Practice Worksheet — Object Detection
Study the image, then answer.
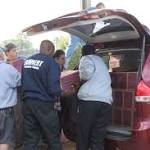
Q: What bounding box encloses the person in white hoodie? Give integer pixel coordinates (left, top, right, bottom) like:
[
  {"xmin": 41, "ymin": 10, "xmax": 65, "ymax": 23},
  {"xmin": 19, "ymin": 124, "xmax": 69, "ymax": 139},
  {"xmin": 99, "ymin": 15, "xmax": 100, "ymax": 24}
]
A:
[{"xmin": 77, "ymin": 45, "xmax": 113, "ymax": 150}]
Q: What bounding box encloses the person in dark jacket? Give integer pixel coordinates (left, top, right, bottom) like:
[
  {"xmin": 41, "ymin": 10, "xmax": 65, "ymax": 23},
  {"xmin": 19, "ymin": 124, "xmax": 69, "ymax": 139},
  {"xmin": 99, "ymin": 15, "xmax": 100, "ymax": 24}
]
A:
[{"xmin": 22, "ymin": 40, "xmax": 62, "ymax": 150}]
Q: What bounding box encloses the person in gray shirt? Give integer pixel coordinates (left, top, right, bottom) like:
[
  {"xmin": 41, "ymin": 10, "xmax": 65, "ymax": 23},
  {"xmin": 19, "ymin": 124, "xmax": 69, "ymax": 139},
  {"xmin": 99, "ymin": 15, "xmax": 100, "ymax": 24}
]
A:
[
  {"xmin": 0, "ymin": 47, "xmax": 21, "ymax": 150},
  {"xmin": 77, "ymin": 45, "xmax": 112, "ymax": 150}
]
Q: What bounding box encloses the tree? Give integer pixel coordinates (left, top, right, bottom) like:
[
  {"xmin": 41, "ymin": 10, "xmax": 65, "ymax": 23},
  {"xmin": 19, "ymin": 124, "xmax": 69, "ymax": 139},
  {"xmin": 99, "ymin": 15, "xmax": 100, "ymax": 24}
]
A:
[
  {"xmin": 53, "ymin": 36, "xmax": 69, "ymax": 50},
  {"xmin": 68, "ymin": 45, "xmax": 81, "ymax": 70},
  {"xmin": 1, "ymin": 33, "xmax": 37, "ymax": 57}
]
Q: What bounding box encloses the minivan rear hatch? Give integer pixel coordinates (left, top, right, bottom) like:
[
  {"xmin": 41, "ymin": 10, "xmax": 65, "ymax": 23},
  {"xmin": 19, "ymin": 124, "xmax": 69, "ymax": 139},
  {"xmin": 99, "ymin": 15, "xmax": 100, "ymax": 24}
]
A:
[{"xmin": 23, "ymin": 9, "xmax": 148, "ymax": 44}]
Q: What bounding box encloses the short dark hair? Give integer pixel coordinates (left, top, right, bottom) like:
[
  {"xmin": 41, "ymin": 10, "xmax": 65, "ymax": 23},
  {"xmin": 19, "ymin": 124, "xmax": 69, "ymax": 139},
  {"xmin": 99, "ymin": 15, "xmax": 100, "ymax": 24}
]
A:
[
  {"xmin": 5, "ymin": 43, "xmax": 16, "ymax": 52},
  {"xmin": 96, "ymin": 2, "xmax": 105, "ymax": 9},
  {"xmin": 53, "ymin": 49, "xmax": 65, "ymax": 59},
  {"xmin": 81, "ymin": 45, "xmax": 95, "ymax": 56},
  {"xmin": 40, "ymin": 40, "xmax": 54, "ymax": 51}
]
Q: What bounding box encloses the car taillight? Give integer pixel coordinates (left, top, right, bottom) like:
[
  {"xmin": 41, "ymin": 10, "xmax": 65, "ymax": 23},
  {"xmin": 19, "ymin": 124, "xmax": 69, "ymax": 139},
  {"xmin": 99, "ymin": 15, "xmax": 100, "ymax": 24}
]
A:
[{"xmin": 136, "ymin": 80, "xmax": 150, "ymax": 102}]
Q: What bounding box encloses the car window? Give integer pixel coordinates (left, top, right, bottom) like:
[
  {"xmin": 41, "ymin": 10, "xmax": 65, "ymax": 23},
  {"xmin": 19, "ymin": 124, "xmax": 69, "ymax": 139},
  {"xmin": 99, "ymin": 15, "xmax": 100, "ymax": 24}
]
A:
[
  {"xmin": 97, "ymin": 50, "xmax": 141, "ymax": 72},
  {"xmin": 69, "ymin": 18, "xmax": 135, "ymax": 37},
  {"xmin": 92, "ymin": 18, "xmax": 134, "ymax": 37},
  {"xmin": 66, "ymin": 17, "xmax": 139, "ymax": 43}
]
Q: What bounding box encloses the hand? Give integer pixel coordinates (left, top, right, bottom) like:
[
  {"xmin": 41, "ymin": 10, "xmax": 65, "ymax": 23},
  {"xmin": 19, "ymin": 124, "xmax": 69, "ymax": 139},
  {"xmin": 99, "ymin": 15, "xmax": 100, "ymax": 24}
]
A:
[{"xmin": 54, "ymin": 97, "xmax": 61, "ymax": 111}]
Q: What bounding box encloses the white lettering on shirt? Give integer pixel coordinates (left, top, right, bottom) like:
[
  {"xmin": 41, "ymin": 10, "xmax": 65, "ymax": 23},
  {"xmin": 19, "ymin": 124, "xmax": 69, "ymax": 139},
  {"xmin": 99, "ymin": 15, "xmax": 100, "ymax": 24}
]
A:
[{"xmin": 24, "ymin": 59, "xmax": 44, "ymax": 70}]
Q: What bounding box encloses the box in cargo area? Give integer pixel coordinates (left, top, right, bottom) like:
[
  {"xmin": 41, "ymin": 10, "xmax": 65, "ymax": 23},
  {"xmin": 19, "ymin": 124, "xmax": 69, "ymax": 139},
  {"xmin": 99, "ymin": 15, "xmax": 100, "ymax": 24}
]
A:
[{"xmin": 61, "ymin": 70, "xmax": 80, "ymax": 96}]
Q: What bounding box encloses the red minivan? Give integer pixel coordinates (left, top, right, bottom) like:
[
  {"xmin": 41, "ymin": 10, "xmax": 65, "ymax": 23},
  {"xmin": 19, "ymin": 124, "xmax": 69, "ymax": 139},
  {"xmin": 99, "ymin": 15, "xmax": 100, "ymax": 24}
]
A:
[{"xmin": 23, "ymin": 9, "xmax": 150, "ymax": 150}]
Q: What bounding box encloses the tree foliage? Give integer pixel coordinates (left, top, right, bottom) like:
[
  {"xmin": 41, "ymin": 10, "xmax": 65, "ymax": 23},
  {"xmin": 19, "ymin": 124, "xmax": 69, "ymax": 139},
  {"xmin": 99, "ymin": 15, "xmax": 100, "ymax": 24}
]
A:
[
  {"xmin": 1, "ymin": 33, "xmax": 37, "ymax": 57},
  {"xmin": 68, "ymin": 45, "xmax": 81, "ymax": 70},
  {"xmin": 1, "ymin": 34, "xmax": 82, "ymax": 69},
  {"xmin": 53, "ymin": 36, "xmax": 69, "ymax": 50}
]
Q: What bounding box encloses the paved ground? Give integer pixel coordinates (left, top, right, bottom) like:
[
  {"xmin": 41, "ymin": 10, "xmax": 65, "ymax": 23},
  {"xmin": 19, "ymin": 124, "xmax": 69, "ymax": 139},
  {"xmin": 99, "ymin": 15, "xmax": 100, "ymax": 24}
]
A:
[
  {"xmin": 15, "ymin": 142, "xmax": 75, "ymax": 150},
  {"xmin": 63, "ymin": 142, "xmax": 75, "ymax": 150}
]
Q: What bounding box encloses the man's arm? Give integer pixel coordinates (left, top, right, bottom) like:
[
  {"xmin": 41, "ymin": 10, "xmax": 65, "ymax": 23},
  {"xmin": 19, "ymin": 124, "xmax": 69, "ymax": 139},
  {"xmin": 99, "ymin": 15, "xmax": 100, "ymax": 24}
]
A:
[
  {"xmin": 79, "ymin": 56, "xmax": 95, "ymax": 81},
  {"xmin": 47, "ymin": 60, "xmax": 61, "ymax": 97}
]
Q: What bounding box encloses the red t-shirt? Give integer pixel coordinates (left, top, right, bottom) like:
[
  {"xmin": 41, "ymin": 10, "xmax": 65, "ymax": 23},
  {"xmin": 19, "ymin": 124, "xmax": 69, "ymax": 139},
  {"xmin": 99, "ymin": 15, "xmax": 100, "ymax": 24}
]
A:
[{"xmin": 11, "ymin": 59, "xmax": 24, "ymax": 72}]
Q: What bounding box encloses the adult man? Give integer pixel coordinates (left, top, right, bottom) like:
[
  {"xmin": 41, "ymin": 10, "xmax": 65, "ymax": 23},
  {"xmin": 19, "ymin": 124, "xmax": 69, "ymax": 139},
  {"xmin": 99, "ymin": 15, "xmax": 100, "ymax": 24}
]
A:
[
  {"xmin": 5, "ymin": 43, "xmax": 24, "ymax": 148},
  {"xmin": 65, "ymin": 2, "xmax": 105, "ymax": 68},
  {"xmin": 22, "ymin": 40, "xmax": 62, "ymax": 150},
  {"xmin": 77, "ymin": 45, "xmax": 112, "ymax": 150},
  {"xmin": 0, "ymin": 47, "xmax": 21, "ymax": 150}
]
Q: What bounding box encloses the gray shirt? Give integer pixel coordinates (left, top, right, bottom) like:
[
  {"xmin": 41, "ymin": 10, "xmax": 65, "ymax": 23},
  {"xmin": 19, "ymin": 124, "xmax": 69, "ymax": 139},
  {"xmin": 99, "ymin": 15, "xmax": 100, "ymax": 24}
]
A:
[
  {"xmin": 0, "ymin": 60, "xmax": 21, "ymax": 109},
  {"xmin": 78, "ymin": 55, "xmax": 112, "ymax": 104}
]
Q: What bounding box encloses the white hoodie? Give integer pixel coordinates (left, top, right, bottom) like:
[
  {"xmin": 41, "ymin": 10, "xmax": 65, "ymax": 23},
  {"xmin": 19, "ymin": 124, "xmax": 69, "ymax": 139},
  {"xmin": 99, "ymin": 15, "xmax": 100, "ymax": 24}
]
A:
[{"xmin": 77, "ymin": 55, "xmax": 113, "ymax": 104}]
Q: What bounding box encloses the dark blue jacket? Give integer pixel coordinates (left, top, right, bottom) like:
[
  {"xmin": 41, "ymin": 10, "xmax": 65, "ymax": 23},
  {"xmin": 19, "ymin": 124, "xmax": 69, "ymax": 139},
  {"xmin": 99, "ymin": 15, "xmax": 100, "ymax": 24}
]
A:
[{"xmin": 22, "ymin": 53, "xmax": 61, "ymax": 102}]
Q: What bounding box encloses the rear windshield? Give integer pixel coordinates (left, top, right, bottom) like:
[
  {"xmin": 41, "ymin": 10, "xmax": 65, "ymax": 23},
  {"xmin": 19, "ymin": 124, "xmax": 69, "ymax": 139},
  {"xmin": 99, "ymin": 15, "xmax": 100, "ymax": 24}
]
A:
[
  {"xmin": 72, "ymin": 18, "xmax": 135, "ymax": 37},
  {"xmin": 97, "ymin": 49, "xmax": 141, "ymax": 72}
]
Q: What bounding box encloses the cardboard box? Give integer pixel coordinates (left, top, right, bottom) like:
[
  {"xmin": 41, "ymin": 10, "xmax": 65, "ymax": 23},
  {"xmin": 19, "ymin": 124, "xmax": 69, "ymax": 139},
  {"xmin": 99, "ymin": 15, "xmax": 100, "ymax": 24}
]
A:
[{"xmin": 61, "ymin": 70, "xmax": 80, "ymax": 96}]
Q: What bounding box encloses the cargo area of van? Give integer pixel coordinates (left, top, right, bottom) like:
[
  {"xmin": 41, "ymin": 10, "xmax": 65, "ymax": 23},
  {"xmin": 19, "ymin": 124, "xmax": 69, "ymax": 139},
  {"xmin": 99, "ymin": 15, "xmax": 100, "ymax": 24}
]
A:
[
  {"xmin": 60, "ymin": 41, "xmax": 142, "ymax": 142},
  {"xmin": 98, "ymin": 46, "xmax": 140, "ymax": 141}
]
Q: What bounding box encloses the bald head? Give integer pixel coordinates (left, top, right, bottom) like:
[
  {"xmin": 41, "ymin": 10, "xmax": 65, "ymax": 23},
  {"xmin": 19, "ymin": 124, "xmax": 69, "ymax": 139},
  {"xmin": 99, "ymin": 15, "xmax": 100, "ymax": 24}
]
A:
[
  {"xmin": 0, "ymin": 48, "xmax": 4, "ymax": 60},
  {"xmin": 40, "ymin": 40, "xmax": 55, "ymax": 57}
]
